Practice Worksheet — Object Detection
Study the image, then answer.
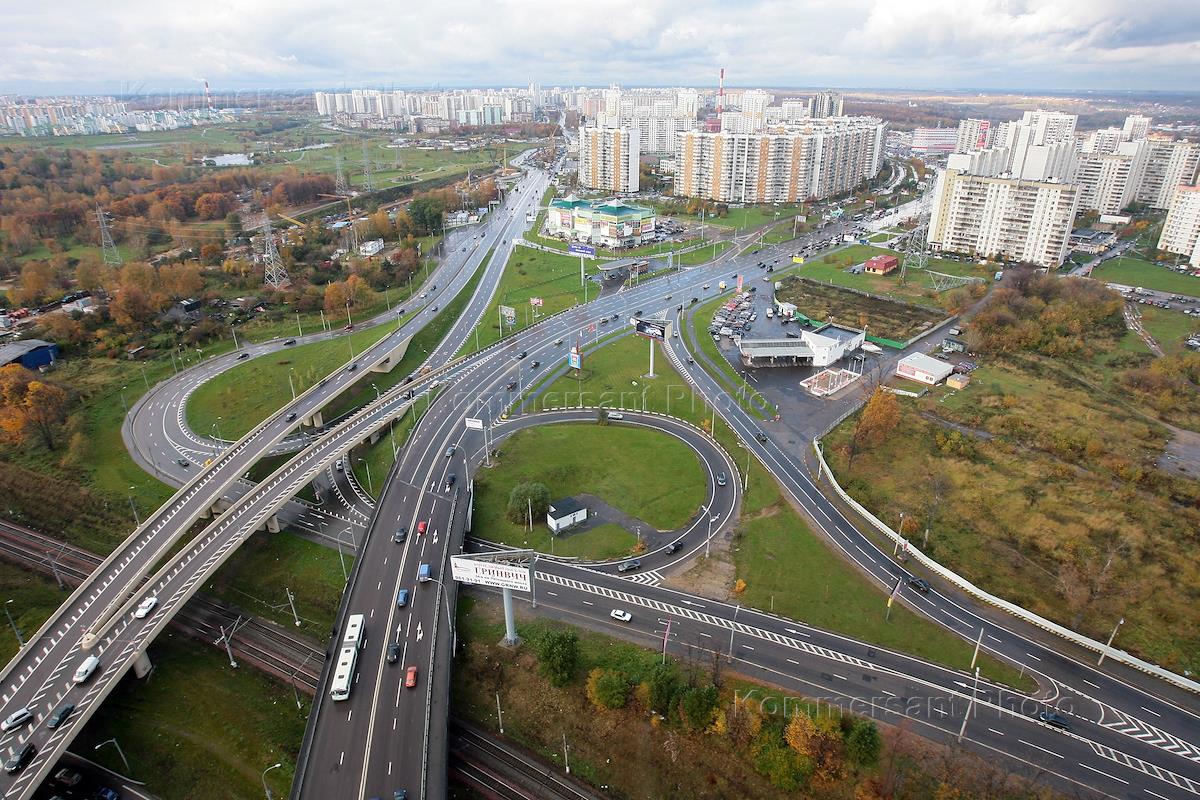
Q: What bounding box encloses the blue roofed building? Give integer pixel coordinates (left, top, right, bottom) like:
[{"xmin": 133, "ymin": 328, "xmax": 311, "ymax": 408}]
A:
[
  {"xmin": 545, "ymin": 195, "xmax": 656, "ymax": 249},
  {"xmin": 0, "ymin": 339, "xmax": 59, "ymax": 371}
]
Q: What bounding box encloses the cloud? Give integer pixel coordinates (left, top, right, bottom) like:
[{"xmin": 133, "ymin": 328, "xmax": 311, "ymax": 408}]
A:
[{"xmin": 1, "ymin": 0, "xmax": 1198, "ymax": 92}]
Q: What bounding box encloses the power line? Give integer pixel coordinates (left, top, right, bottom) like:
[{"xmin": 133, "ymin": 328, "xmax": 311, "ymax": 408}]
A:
[
  {"xmin": 360, "ymin": 139, "xmax": 374, "ymax": 193},
  {"xmin": 334, "ymin": 150, "xmax": 349, "ymax": 197}
]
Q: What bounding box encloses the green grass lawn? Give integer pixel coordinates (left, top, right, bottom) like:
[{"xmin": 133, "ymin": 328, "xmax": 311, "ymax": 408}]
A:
[
  {"xmin": 204, "ymin": 530, "xmax": 350, "ymax": 632},
  {"xmin": 650, "ymin": 202, "xmax": 806, "ymax": 230},
  {"xmin": 1092, "ymin": 256, "xmax": 1200, "ymax": 296},
  {"xmin": 474, "ymin": 423, "xmax": 707, "ymax": 557},
  {"xmin": 459, "ymin": 247, "xmax": 599, "ymax": 356},
  {"xmin": 676, "ymin": 240, "xmax": 732, "ymax": 265},
  {"xmin": 74, "ymin": 635, "xmax": 308, "ymax": 800},
  {"xmin": 323, "ymin": 252, "xmax": 489, "ymax": 422},
  {"xmin": 0, "ymin": 562, "xmax": 69, "ymax": 663},
  {"xmin": 527, "ymin": 230, "xmax": 707, "ymax": 260},
  {"xmin": 1138, "ymin": 305, "xmax": 1199, "ymax": 355},
  {"xmin": 186, "ymin": 324, "xmax": 393, "ymax": 439},
  {"xmin": 786, "ymin": 245, "xmax": 987, "ymax": 304},
  {"xmin": 530, "ymin": 333, "xmax": 1028, "ymax": 685}
]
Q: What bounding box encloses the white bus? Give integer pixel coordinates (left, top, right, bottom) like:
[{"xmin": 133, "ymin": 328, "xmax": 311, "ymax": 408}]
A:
[
  {"xmin": 329, "ymin": 646, "xmax": 357, "ymax": 701},
  {"xmin": 343, "ymin": 613, "xmax": 365, "ymax": 650}
]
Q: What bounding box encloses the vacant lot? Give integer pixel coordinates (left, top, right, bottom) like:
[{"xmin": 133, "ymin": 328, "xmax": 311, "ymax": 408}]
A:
[
  {"xmin": 776, "ymin": 275, "xmax": 948, "ymax": 342},
  {"xmin": 824, "ymin": 355, "xmax": 1200, "ymax": 671},
  {"xmin": 786, "ymin": 245, "xmax": 991, "ymax": 304},
  {"xmin": 1092, "ymin": 256, "xmax": 1200, "ymax": 296},
  {"xmin": 473, "ymin": 423, "xmax": 706, "ymax": 558}
]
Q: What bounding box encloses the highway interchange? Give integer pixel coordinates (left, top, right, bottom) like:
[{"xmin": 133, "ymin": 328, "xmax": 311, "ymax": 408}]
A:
[{"xmin": 0, "ymin": 148, "xmax": 1197, "ymax": 800}]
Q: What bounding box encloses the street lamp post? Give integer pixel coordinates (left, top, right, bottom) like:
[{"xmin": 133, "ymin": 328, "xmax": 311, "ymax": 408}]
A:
[
  {"xmin": 126, "ymin": 486, "xmax": 141, "ymax": 526},
  {"xmin": 288, "ymin": 369, "xmax": 296, "ymax": 401},
  {"xmin": 4, "ymin": 600, "xmax": 24, "ymax": 647},
  {"xmin": 357, "ymin": 457, "xmax": 374, "ymax": 495},
  {"xmin": 1098, "ymin": 617, "xmax": 1125, "ymax": 666},
  {"xmin": 261, "ymin": 762, "xmax": 283, "ymax": 800},
  {"xmin": 95, "ymin": 738, "xmax": 131, "ymax": 775}
]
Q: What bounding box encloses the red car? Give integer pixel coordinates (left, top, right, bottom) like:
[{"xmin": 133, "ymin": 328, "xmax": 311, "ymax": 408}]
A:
[
  {"xmin": 405, "ymin": 666, "xmax": 419, "ymax": 689},
  {"xmin": 416, "ymin": 520, "xmax": 427, "ymax": 536}
]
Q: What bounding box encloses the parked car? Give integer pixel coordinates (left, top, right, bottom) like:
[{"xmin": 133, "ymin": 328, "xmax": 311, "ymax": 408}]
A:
[{"xmin": 53, "ymin": 767, "xmax": 82, "ymax": 785}]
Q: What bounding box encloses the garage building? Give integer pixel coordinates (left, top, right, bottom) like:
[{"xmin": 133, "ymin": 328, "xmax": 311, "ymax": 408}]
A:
[
  {"xmin": 0, "ymin": 339, "xmax": 58, "ymax": 371},
  {"xmin": 896, "ymin": 352, "xmax": 954, "ymax": 385},
  {"xmin": 547, "ymin": 497, "xmax": 588, "ymax": 534}
]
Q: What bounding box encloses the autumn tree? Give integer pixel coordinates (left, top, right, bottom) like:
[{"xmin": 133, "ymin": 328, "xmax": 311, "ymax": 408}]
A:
[
  {"xmin": 846, "ymin": 388, "xmax": 900, "ymax": 468},
  {"xmin": 194, "ymin": 191, "xmax": 237, "ymax": 220},
  {"xmin": 109, "ymin": 285, "xmax": 157, "ymax": 329},
  {"xmin": 15, "ymin": 260, "xmax": 59, "ymax": 305},
  {"xmin": 161, "ymin": 263, "xmax": 205, "ymax": 298},
  {"xmin": 585, "ymin": 668, "xmax": 629, "ymax": 710},
  {"xmin": 0, "ymin": 365, "xmax": 69, "ymax": 449},
  {"xmin": 73, "ymin": 258, "xmax": 109, "ymax": 292}
]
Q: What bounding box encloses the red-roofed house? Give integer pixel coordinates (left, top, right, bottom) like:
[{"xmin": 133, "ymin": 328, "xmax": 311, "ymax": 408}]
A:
[{"xmin": 864, "ymin": 254, "xmax": 899, "ymax": 275}]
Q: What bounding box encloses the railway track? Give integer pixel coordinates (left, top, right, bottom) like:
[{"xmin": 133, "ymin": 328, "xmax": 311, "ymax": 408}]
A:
[
  {"xmin": 0, "ymin": 521, "xmax": 324, "ymax": 691},
  {"xmin": 0, "ymin": 521, "xmax": 609, "ymax": 799},
  {"xmin": 449, "ymin": 720, "xmax": 605, "ymax": 800}
]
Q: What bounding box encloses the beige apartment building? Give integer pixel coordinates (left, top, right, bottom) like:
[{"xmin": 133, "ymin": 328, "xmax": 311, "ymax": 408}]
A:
[
  {"xmin": 1158, "ymin": 184, "xmax": 1200, "ymax": 267},
  {"xmin": 672, "ymin": 117, "xmax": 885, "ymax": 204},
  {"xmin": 577, "ymin": 126, "xmax": 640, "ymax": 193}
]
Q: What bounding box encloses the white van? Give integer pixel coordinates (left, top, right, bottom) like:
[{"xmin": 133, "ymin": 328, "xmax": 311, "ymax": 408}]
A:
[{"xmin": 73, "ymin": 655, "xmax": 100, "ymax": 685}]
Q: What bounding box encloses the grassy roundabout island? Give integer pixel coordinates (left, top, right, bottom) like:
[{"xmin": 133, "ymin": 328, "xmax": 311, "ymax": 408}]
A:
[{"xmin": 473, "ymin": 422, "xmax": 708, "ymax": 559}]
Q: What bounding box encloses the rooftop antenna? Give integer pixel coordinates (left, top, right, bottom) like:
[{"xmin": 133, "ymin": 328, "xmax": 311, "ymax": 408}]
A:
[
  {"xmin": 718, "ymin": 67, "xmax": 725, "ymax": 117},
  {"xmin": 259, "ymin": 216, "xmax": 290, "ymax": 290}
]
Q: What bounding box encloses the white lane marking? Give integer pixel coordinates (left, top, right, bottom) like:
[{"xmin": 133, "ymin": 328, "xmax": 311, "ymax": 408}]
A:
[
  {"xmin": 1079, "ymin": 762, "xmax": 1128, "ymax": 785},
  {"xmin": 1018, "ymin": 739, "xmax": 1063, "ymax": 759},
  {"xmin": 987, "ymin": 728, "xmax": 1005, "ymax": 736},
  {"xmin": 1082, "ymin": 679, "xmax": 1100, "ymax": 689},
  {"xmin": 1140, "ymin": 706, "xmax": 1162, "ymax": 718}
]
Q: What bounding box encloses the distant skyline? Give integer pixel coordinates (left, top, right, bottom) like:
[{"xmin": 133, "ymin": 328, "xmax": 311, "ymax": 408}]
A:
[{"xmin": 3, "ymin": 0, "xmax": 1199, "ymax": 94}]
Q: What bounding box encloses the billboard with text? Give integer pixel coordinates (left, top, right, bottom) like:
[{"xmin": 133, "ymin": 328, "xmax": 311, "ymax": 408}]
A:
[{"xmin": 450, "ymin": 556, "xmax": 531, "ymax": 592}]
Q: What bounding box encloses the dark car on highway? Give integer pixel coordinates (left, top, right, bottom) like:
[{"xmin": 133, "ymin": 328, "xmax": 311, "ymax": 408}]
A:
[
  {"xmin": 1038, "ymin": 710, "xmax": 1072, "ymax": 731},
  {"xmin": 907, "ymin": 577, "xmax": 931, "ymax": 594}
]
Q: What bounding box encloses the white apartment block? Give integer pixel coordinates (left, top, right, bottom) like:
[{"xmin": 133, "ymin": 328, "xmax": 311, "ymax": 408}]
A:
[
  {"xmin": 1015, "ymin": 109, "xmax": 1078, "ymax": 145},
  {"xmin": 578, "ymin": 127, "xmax": 640, "ymax": 193},
  {"xmin": 1136, "ymin": 138, "xmax": 1200, "ymax": 209},
  {"xmin": 928, "ymin": 169, "xmax": 1079, "ymax": 268},
  {"xmin": 1075, "ymin": 140, "xmax": 1147, "ymax": 215},
  {"xmin": 955, "ymin": 119, "xmax": 994, "ymax": 153},
  {"xmin": 1158, "ymin": 184, "xmax": 1200, "ymax": 267},
  {"xmin": 1123, "ymin": 114, "xmax": 1153, "ymax": 141},
  {"xmin": 809, "ymin": 91, "xmax": 844, "ymax": 119},
  {"xmin": 911, "ymin": 127, "xmax": 959, "ymax": 154},
  {"xmin": 673, "ymin": 117, "xmax": 886, "ymax": 204}
]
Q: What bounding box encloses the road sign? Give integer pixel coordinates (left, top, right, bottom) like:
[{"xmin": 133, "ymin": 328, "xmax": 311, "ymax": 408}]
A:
[
  {"xmin": 465, "ymin": 417, "xmax": 484, "ymax": 431},
  {"xmin": 568, "ymin": 243, "xmax": 596, "ymax": 258},
  {"xmin": 633, "ymin": 318, "xmax": 672, "ymax": 341},
  {"xmin": 499, "ymin": 304, "xmax": 516, "ymax": 325},
  {"xmin": 568, "ymin": 347, "xmax": 582, "ymax": 369},
  {"xmin": 451, "ymin": 556, "xmax": 532, "ymax": 592}
]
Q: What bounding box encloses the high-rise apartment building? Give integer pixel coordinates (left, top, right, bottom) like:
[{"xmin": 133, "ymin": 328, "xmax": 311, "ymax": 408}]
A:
[
  {"xmin": 808, "ymin": 91, "xmax": 844, "ymax": 119},
  {"xmin": 1075, "ymin": 140, "xmax": 1148, "ymax": 214},
  {"xmin": 673, "ymin": 117, "xmax": 886, "ymax": 204},
  {"xmin": 1158, "ymin": 184, "xmax": 1200, "ymax": 267},
  {"xmin": 578, "ymin": 126, "xmax": 640, "ymax": 193},
  {"xmin": 1136, "ymin": 138, "xmax": 1200, "ymax": 209},
  {"xmin": 955, "ymin": 118, "xmax": 993, "ymax": 153},
  {"xmin": 1123, "ymin": 114, "xmax": 1153, "ymax": 142},
  {"xmin": 928, "ymin": 169, "xmax": 1079, "ymax": 268}
]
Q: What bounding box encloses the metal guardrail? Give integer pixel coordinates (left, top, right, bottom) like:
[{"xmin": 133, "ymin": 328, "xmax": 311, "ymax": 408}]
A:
[{"xmin": 810, "ymin": 438, "xmax": 1200, "ymax": 695}]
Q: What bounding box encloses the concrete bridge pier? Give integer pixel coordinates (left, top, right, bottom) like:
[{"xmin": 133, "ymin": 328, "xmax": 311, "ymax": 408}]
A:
[{"xmin": 132, "ymin": 650, "xmax": 152, "ymax": 679}]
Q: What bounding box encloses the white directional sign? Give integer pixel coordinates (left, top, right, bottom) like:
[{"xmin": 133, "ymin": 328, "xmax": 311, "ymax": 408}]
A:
[
  {"xmin": 464, "ymin": 417, "xmax": 484, "ymax": 431},
  {"xmin": 451, "ymin": 556, "xmax": 532, "ymax": 592}
]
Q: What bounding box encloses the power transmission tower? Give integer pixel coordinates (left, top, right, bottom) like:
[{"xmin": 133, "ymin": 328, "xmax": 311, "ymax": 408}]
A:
[
  {"xmin": 259, "ymin": 216, "xmax": 290, "ymax": 290},
  {"xmin": 361, "ymin": 139, "xmax": 374, "ymax": 193},
  {"xmin": 899, "ymin": 219, "xmax": 929, "ymax": 286},
  {"xmin": 334, "ymin": 150, "xmax": 349, "ymax": 197},
  {"xmin": 95, "ymin": 205, "xmax": 122, "ymax": 266}
]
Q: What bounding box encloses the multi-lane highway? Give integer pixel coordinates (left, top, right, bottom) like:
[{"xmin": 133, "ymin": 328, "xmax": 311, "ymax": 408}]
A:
[
  {"xmin": 0, "ymin": 156, "xmax": 549, "ymax": 798},
  {"xmin": 7, "ymin": 148, "xmax": 1197, "ymax": 800}
]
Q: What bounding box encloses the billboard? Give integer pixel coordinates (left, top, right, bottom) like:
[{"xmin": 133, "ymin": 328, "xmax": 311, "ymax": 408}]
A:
[
  {"xmin": 568, "ymin": 243, "xmax": 596, "ymax": 258},
  {"xmin": 451, "ymin": 556, "xmax": 531, "ymax": 592},
  {"xmin": 464, "ymin": 417, "xmax": 484, "ymax": 431},
  {"xmin": 529, "ymin": 297, "xmax": 544, "ymax": 307},
  {"xmin": 568, "ymin": 347, "xmax": 582, "ymax": 369},
  {"xmin": 792, "ymin": 255, "xmax": 806, "ymax": 264},
  {"xmin": 633, "ymin": 318, "xmax": 672, "ymax": 341},
  {"xmin": 499, "ymin": 304, "xmax": 516, "ymax": 325},
  {"xmin": 736, "ymin": 274, "xmax": 744, "ymax": 292}
]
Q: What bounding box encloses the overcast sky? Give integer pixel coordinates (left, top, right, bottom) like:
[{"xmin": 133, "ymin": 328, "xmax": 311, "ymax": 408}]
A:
[{"xmin": 3, "ymin": 0, "xmax": 1199, "ymax": 95}]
